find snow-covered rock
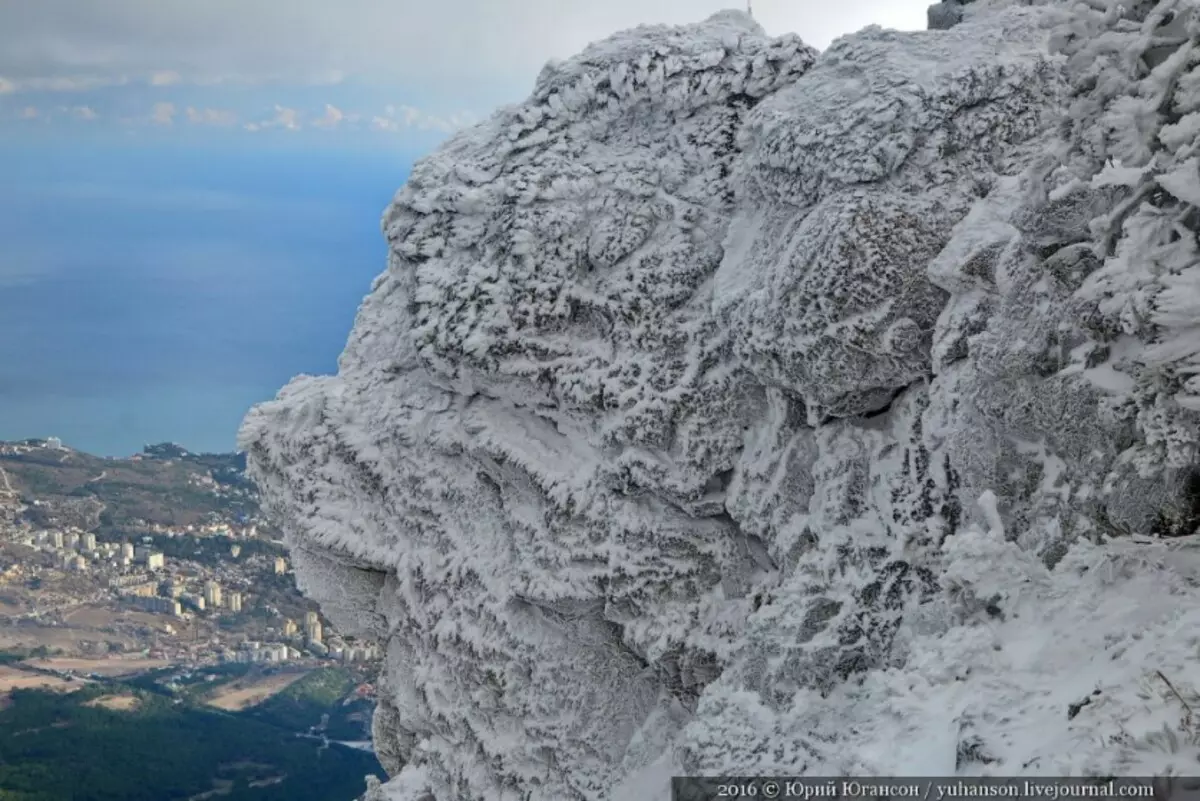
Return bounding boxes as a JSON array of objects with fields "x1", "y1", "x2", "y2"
[{"x1": 240, "y1": 2, "x2": 1200, "y2": 799}]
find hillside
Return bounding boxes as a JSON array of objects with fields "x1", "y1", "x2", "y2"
[{"x1": 0, "y1": 441, "x2": 270, "y2": 535}]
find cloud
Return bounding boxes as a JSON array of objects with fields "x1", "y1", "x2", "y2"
[
  {"x1": 0, "y1": 74, "x2": 132, "y2": 93},
  {"x1": 151, "y1": 101, "x2": 175, "y2": 125},
  {"x1": 9, "y1": 95, "x2": 473, "y2": 136},
  {"x1": 185, "y1": 106, "x2": 237, "y2": 126},
  {"x1": 373, "y1": 104, "x2": 476, "y2": 133},
  {"x1": 312, "y1": 103, "x2": 344, "y2": 129},
  {"x1": 262, "y1": 105, "x2": 300, "y2": 131},
  {"x1": 0, "y1": 1, "x2": 931, "y2": 100},
  {"x1": 149, "y1": 70, "x2": 181, "y2": 86},
  {"x1": 0, "y1": 71, "x2": 251, "y2": 94}
]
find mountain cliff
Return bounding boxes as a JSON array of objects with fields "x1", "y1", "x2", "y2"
[{"x1": 240, "y1": 1, "x2": 1200, "y2": 798}]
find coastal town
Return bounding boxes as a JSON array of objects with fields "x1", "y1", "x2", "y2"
[{"x1": 0, "y1": 437, "x2": 381, "y2": 721}]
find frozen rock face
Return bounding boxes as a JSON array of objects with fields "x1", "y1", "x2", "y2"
[
  {"x1": 241, "y1": 2, "x2": 1200, "y2": 799},
  {"x1": 720, "y1": 11, "x2": 1058, "y2": 419}
]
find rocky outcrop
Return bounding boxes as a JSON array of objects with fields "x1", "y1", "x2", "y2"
[{"x1": 241, "y1": 2, "x2": 1200, "y2": 798}]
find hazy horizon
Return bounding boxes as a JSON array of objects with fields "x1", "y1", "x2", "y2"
[{"x1": 0, "y1": 141, "x2": 415, "y2": 456}]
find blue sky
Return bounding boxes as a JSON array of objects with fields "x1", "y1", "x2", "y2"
[{"x1": 0, "y1": 0, "x2": 930, "y2": 456}]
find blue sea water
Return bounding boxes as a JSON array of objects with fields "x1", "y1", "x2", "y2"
[{"x1": 0, "y1": 140, "x2": 417, "y2": 456}]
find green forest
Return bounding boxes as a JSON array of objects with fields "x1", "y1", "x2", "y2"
[
  {"x1": 247, "y1": 667, "x2": 373, "y2": 741},
  {"x1": 0, "y1": 685, "x2": 383, "y2": 801}
]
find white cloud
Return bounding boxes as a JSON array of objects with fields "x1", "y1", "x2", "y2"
[
  {"x1": 149, "y1": 70, "x2": 182, "y2": 86},
  {"x1": 373, "y1": 104, "x2": 475, "y2": 133},
  {"x1": 185, "y1": 106, "x2": 237, "y2": 126},
  {"x1": 229, "y1": 101, "x2": 472, "y2": 134},
  {"x1": 148, "y1": 70, "x2": 181, "y2": 86},
  {"x1": 0, "y1": 71, "x2": 242, "y2": 93},
  {"x1": 16, "y1": 95, "x2": 471, "y2": 135},
  {"x1": 0, "y1": 1, "x2": 932, "y2": 99},
  {"x1": 1, "y1": 74, "x2": 132, "y2": 93},
  {"x1": 268, "y1": 105, "x2": 300, "y2": 130},
  {"x1": 151, "y1": 101, "x2": 175, "y2": 125},
  {"x1": 312, "y1": 103, "x2": 344, "y2": 128}
]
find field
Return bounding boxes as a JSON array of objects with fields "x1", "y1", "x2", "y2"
[
  {"x1": 0, "y1": 666, "x2": 80, "y2": 694},
  {"x1": 84, "y1": 692, "x2": 139, "y2": 711},
  {"x1": 205, "y1": 671, "x2": 310, "y2": 711},
  {"x1": 0, "y1": 623, "x2": 121, "y2": 654},
  {"x1": 61, "y1": 604, "x2": 128, "y2": 628},
  {"x1": 0, "y1": 598, "x2": 177, "y2": 656},
  {"x1": 22, "y1": 657, "x2": 173, "y2": 676}
]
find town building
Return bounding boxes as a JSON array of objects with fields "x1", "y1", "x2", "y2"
[
  {"x1": 110, "y1": 572, "x2": 152, "y2": 589},
  {"x1": 274, "y1": 557, "x2": 288, "y2": 575},
  {"x1": 134, "y1": 596, "x2": 181, "y2": 617},
  {"x1": 204, "y1": 580, "x2": 222, "y2": 609},
  {"x1": 130, "y1": 581, "x2": 157, "y2": 597},
  {"x1": 234, "y1": 641, "x2": 289, "y2": 664},
  {"x1": 227, "y1": 592, "x2": 243, "y2": 613},
  {"x1": 81, "y1": 533, "x2": 96, "y2": 552}
]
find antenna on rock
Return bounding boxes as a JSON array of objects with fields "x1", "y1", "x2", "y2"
[{"x1": 747, "y1": 0, "x2": 754, "y2": 18}]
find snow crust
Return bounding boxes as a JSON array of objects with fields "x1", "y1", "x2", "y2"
[{"x1": 240, "y1": 3, "x2": 1200, "y2": 799}]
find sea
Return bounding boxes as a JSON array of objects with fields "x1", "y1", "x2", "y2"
[{"x1": 0, "y1": 139, "x2": 418, "y2": 457}]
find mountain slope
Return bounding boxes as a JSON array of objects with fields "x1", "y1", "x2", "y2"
[{"x1": 241, "y1": 2, "x2": 1200, "y2": 799}]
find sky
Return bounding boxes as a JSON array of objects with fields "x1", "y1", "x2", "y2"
[
  {"x1": 0, "y1": 1, "x2": 931, "y2": 456},
  {"x1": 0, "y1": 1, "x2": 931, "y2": 138}
]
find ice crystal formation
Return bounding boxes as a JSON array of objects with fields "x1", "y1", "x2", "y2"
[{"x1": 241, "y1": 1, "x2": 1200, "y2": 798}]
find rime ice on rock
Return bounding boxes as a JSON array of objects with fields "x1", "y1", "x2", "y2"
[
  {"x1": 243, "y1": 2, "x2": 1200, "y2": 800},
  {"x1": 719, "y1": 11, "x2": 1062, "y2": 421}
]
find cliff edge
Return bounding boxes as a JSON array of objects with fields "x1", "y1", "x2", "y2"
[{"x1": 241, "y1": 1, "x2": 1200, "y2": 798}]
